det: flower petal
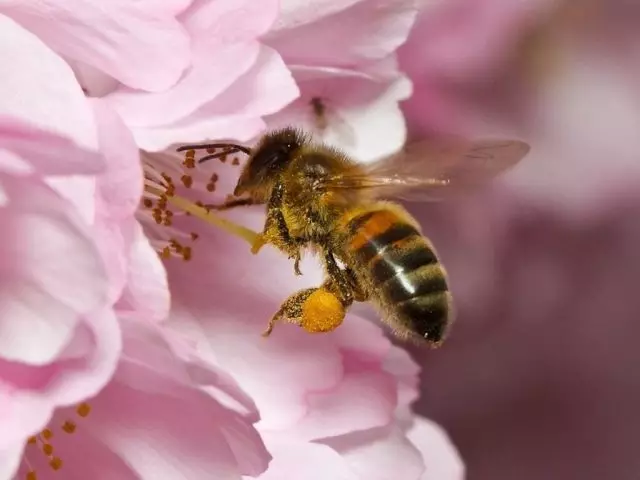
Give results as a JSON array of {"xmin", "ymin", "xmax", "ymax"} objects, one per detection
[
  {"xmin": 0, "ymin": 175, "xmax": 108, "ymax": 364},
  {"xmin": 106, "ymin": 42, "xmax": 260, "ymax": 128},
  {"xmin": 180, "ymin": 0, "xmax": 278, "ymax": 42},
  {"xmin": 323, "ymin": 425, "xmax": 426, "ymax": 480},
  {"xmin": 266, "ymin": 0, "xmax": 419, "ymax": 67},
  {"xmin": 254, "ymin": 434, "xmax": 359, "ymax": 480},
  {"xmin": 0, "ymin": 116, "xmax": 103, "ymax": 176},
  {"xmin": 265, "ymin": 59, "xmax": 410, "ymax": 162},
  {"xmin": 0, "ymin": 444, "xmax": 22, "ymax": 479},
  {"xmin": 131, "ymin": 46, "xmax": 299, "ymax": 150},
  {"xmin": 0, "ymin": 0, "xmax": 191, "ymax": 91},
  {"xmin": 0, "ymin": 15, "xmax": 97, "ymax": 150},
  {"xmin": 85, "ymin": 364, "xmax": 270, "ymax": 478},
  {"xmin": 116, "ymin": 224, "xmax": 170, "ymax": 320},
  {"xmin": 406, "ymin": 417, "xmax": 465, "ymax": 480},
  {"xmin": 0, "ymin": 307, "xmax": 121, "ymax": 448}
]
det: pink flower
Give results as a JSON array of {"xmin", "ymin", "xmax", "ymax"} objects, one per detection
[
  {"xmin": 7, "ymin": 314, "xmax": 270, "ymax": 480},
  {"xmin": 1, "ymin": 1, "xmax": 466, "ymax": 478},
  {"xmin": 263, "ymin": 0, "xmax": 418, "ymax": 161}
]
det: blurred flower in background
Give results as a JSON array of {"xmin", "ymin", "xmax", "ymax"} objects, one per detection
[{"xmin": 399, "ymin": 1, "xmax": 640, "ymax": 479}]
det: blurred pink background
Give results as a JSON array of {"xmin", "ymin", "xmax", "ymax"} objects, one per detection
[{"xmin": 399, "ymin": 1, "xmax": 640, "ymax": 479}]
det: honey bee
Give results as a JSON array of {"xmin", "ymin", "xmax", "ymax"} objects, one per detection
[{"xmin": 182, "ymin": 127, "xmax": 529, "ymax": 346}]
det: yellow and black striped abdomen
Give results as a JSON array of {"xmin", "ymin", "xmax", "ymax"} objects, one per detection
[{"xmin": 345, "ymin": 208, "xmax": 452, "ymax": 345}]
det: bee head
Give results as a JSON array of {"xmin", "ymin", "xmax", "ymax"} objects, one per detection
[{"xmin": 234, "ymin": 127, "xmax": 305, "ymax": 201}]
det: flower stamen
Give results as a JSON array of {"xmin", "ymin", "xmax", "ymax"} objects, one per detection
[
  {"xmin": 139, "ymin": 147, "xmax": 261, "ymax": 261},
  {"xmin": 22, "ymin": 402, "xmax": 92, "ymax": 478}
]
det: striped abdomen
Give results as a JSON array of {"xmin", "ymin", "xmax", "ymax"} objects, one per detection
[{"xmin": 345, "ymin": 208, "xmax": 451, "ymax": 344}]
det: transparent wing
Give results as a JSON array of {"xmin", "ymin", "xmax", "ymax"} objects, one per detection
[{"xmin": 323, "ymin": 136, "xmax": 530, "ymax": 201}]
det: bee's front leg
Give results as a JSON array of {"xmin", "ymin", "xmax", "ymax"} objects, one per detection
[{"xmin": 261, "ymin": 190, "xmax": 304, "ymax": 275}]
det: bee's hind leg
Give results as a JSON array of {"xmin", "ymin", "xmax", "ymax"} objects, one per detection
[
  {"xmin": 262, "ymin": 288, "xmax": 315, "ymax": 337},
  {"xmin": 322, "ymin": 250, "xmax": 362, "ymax": 304},
  {"xmin": 263, "ymin": 279, "xmax": 354, "ymax": 337}
]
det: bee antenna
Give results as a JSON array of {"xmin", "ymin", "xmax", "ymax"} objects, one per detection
[
  {"xmin": 176, "ymin": 143, "xmax": 252, "ymax": 164},
  {"xmin": 176, "ymin": 143, "xmax": 251, "ymax": 154}
]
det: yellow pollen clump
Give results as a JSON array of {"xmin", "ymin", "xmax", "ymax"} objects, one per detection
[{"xmin": 301, "ymin": 288, "xmax": 345, "ymax": 333}]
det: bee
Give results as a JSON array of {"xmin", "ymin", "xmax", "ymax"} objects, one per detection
[{"xmin": 182, "ymin": 127, "xmax": 529, "ymax": 346}]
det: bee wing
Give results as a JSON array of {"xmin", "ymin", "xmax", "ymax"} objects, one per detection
[{"xmin": 324, "ymin": 136, "xmax": 530, "ymax": 201}]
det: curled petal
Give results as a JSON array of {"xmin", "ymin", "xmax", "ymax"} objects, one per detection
[
  {"xmin": 0, "ymin": 15, "xmax": 97, "ymax": 151},
  {"xmin": 407, "ymin": 417, "xmax": 465, "ymax": 480},
  {"xmin": 0, "ymin": 175, "xmax": 108, "ymax": 365},
  {"xmin": 0, "ymin": 116, "xmax": 103, "ymax": 176},
  {"xmin": 256, "ymin": 434, "xmax": 359, "ymax": 480},
  {"xmin": 266, "ymin": 0, "xmax": 419, "ymax": 67},
  {"xmin": 131, "ymin": 46, "xmax": 299, "ymax": 150},
  {"xmin": 0, "ymin": 0, "xmax": 192, "ymax": 91},
  {"xmin": 116, "ymin": 224, "xmax": 170, "ymax": 320},
  {"xmin": 323, "ymin": 425, "xmax": 426, "ymax": 480},
  {"xmin": 180, "ymin": 0, "xmax": 278, "ymax": 42}
]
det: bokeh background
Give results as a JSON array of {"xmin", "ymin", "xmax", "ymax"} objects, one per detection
[{"xmin": 400, "ymin": 1, "xmax": 640, "ymax": 479}]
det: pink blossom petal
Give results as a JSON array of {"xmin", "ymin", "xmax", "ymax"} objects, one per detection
[
  {"xmin": 0, "ymin": 444, "xmax": 22, "ymax": 479},
  {"xmin": 323, "ymin": 425, "xmax": 425, "ymax": 480},
  {"xmin": 265, "ymin": 60, "xmax": 410, "ymax": 161},
  {"xmin": 88, "ymin": 100, "xmax": 143, "ymax": 303},
  {"xmin": 273, "ymin": 0, "xmax": 363, "ymax": 29},
  {"xmin": 407, "ymin": 417, "xmax": 465, "ymax": 480},
  {"xmin": 266, "ymin": 0, "xmax": 419, "ymax": 67},
  {"xmin": 0, "ymin": 307, "xmax": 121, "ymax": 448},
  {"xmin": 0, "ymin": 175, "xmax": 108, "ymax": 364},
  {"xmin": 115, "ymin": 315, "xmax": 268, "ymax": 475},
  {"xmin": 106, "ymin": 42, "xmax": 260, "ymax": 128},
  {"xmin": 382, "ymin": 347, "xmax": 420, "ymax": 409},
  {"xmin": 0, "ymin": 116, "xmax": 103, "ymax": 176},
  {"xmin": 135, "ymin": 117, "xmax": 267, "ymax": 152},
  {"xmin": 256, "ymin": 434, "xmax": 359, "ymax": 480},
  {"xmin": 46, "ymin": 308, "xmax": 122, "ymax": 404},
  {"xmin": 292, "ymin": 365, "xmax": 397, "ymax": 440},
  {"xmin": 0, "ymin": 15, "xmax": 97, "ymax": 150},
  {"xmin": 85, "ymin": 358, "xmax": 270, "ymax": 478},
  {"xmin": 116, "ymin": 224, "xmax": 170, "ymax": 320},
  {"xmin": 0, "ymin": 0, "xmax": 192, "ymax": 91},
  {"xmin": 180, "ymin": 0, "xmax": 278, "ymax": 42},
  {"xmin": 291, "ymin": 318, "xmax": 398, "ymax": 440},
  {"xmin": 132, "ymin": 46, "xmax": 299, "ymax": 150},
  {"xmin": 91, "ymin": 100, "xmax": 142, "ymax": 222}
]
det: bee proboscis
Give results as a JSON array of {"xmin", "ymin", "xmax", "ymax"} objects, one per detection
[{"xmin": 178, "ymin": 128, "xmax": 530, "ymax": 346}]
